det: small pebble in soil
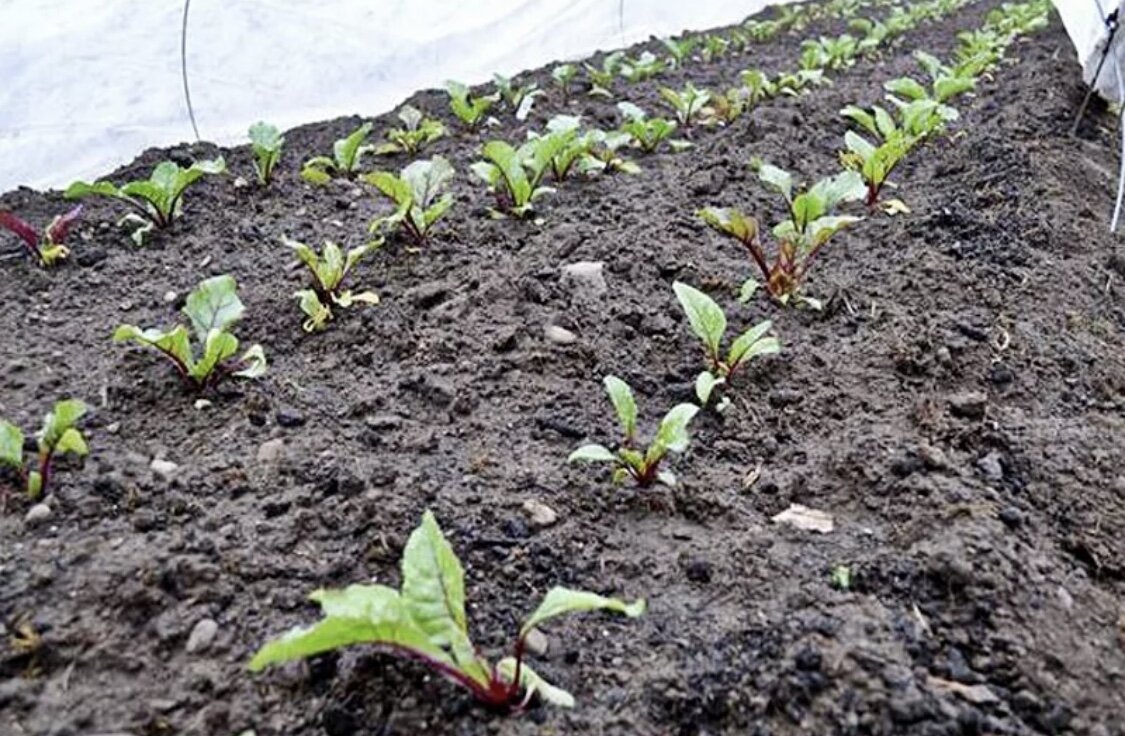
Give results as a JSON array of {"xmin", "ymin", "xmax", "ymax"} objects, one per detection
[
  {"xmin": 768, "ymin": 387, "xmax": 803, "ymax": 408},
  {"xmin": 25, "ymin": 503, "xmax": 52, "ymax": 525},
  {"xmin": 977, "ymin": 452, "xmax": 1004, "ymax": 482},
  {"xmin": 998, "ymin": 507, "xmax": 1023, "ymax": 528},
  {"xmin": 544, "ymin": 324, "xmax": 578, "ymax": 344},
  {"xmin": 150, "ymin": 458, "xmax": 179, "ymax": 480},
  {"xmin": 162, "ymin": 290, "xmax": 177, "ymax": 304},
  {"xmin": 185, "ymin": 618, "xmax": 218, "ymax": 654},
  {"xmin": 522, "ymin": 499, "xmax": 559, "ymax": 528},
  {"xmin": 524, "ymin": 628, "xmax": 549, "ymax": 656},
  {"xmin": 257, "ymin": 438, "xmax": 286, "ymax": 464},
  {"xmin": 276, "ymin": 406, "xmax": 306, "ymax": 427},
  {"xmin": 76, "ymin": 247, "xmax": 107, "ymax": 267},
  {"xmin": 683, "ymin": 556, "xmax": 713, "ymax": 583},
  {"xmin": 948, "ymin": 391, "xmax": 987, "ymax": 420},
  {"xmin": 560, "ymin": 260, "xmax": 607, "ymax": 296}
]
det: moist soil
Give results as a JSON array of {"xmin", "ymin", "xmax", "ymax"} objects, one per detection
[{"xmin": 2, "ymin": 2, "xmax": 1124, "ymax": 735}]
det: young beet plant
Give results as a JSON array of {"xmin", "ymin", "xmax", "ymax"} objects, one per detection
[
  {"xmin": 365, "ymin": 156, "xmax": 455, "ymax": 245},
  {"xmin": 301, "ymin": 123, "xmax": 374, "ymax": 185},
  {"xmin": 493, "ymin": 73, "xmax": 542, "ymax": 120},
  {"xmin": 445, "ymin": 81, "xmax": 498, "ymax": 129},
  {"xmin": 673, "ymin": 282, "xmax": 779, "ymax": 407},
  {"xmin": 659, "ymin": 83, "xmax": 711, "ymax": 129},
  {"xmin": 0, "ymin": 400, "xmax": 88, "ymax": 500},
  {"xmin": 0, "ymin": 205, "xmax": 82, "ymax": 267},
  {"xmin": 250, "ymin": 511, "xmax": 644, "ymax": 711},
  {"xmin": 471, "ymin": 140, "xmax": 555, "ymax": 218},
  {"xmin": 286, "ymin": 236, "xmax": 380, "ymax": 332},
  {"xmin": 551, "ymin": 64, "xmax": 577, "ymax": 97},
  {"xmin": 65, "ymin": 158, "xmax": 225, "ymax": 244},
  {"xmin": 698, "ymin": 165, "xmax": 865, "ymax": 307},
  {"xmin": 619, "ymin": 52, "xmax": 665, "ymax": 83},
  {"xmin": 617, "ymin": 103, "xmax": 688, "ymax": 153},
  {"xmin": 114, "ymin": 275, "xmax": 266, "ymax": 391},
  {"xmin": 249, "ymin": 122, "xmax": 284, "ymax": 185},
  {"xmin": 569, "ymin": 376, "xmax": 699, "ymax": 488},
  {"xmin": 375, "ymin": 105, "xmax": 446, "ymax": 156},
  {"xmin": 584, "ymin": 51, "xmax": 625, "ymax": 97}
]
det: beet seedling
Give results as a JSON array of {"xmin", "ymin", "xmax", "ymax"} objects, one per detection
[
  {"xmin": 0, "ymin": 206, "xmax": 82, "ymax": 267},
  {"xmin": 700, "ymin": 34, "xmax": 730, "ymax": 63},
  {"xmin": 285, "ymin": 236, "xmax": 380, "ymax": 332},
  {"xmin": 65, "ymin": 158, "xmax": 225, "ymax": 244},
  {"xmin": 0, "ymin": 399, "xmax": 88, "ymax": 500},
  {"xmin": 569, "ymin": 376, "xmax": 699, "ymax": 488},
  {"xmin": 551, "ymin": 64, "xmax": 577, "ymax": 97},
  {"xmin": 617, "ymin": 103, "xmax": 687, "ymax": 153},
  {"xmin": 375, "ymin": 106, "xmax": 446, "ymax": 156},
  {"xmin": 365, "ymin": 156, "xmax": 455, "ymax": 245},
  {"xmin": 493, "ymin": 74, "xmax": 542, "ymax": 120},
  {"xmin": 470, "ymin": 140, "xmax": 557, "ymax": 218},
  {"xmin": 114, "ymin": 275, "xmax": 266, "ymax": 390},
  {"xmin": 301, "ymin": 123, "xmax": 374, "ymax": 185},
  {"xmin": 584, "ymin": 51, "xmax": 625, "ymax": 97},
  {"xmin": 619, "ymin": 52, "xmax": 665, "ymax": 83},
  {"xmin": 661, "ymin": 36, "xmax": 698, "ymax": 67},
  {"xmin": 698, "ymin": 165, "xmax": 865, "ymax": 307},
  {"xmin": 659, "ymin": 83, "xmax": 711, "ymax": 129},
  {"xmin": 739, "ymin": 69, "xmax": 778, "ymax": 106},
  {"xmin": 582, "ymin": 130, "xmax": 641, "ymax": 175},
  {"xmin": 673, "ymin": 281, "xmax": 780, "ymax": 406},
  {"xmin": 249, "ymin": 122, "xmax": 284, "ymax": 185},
  {"xmin": 250, "ymin": 510, "xmax": 645, "ymax": 711},
  {"xmin": 445, "ymin": 81, "xmax": 499, "ymax": 129}
]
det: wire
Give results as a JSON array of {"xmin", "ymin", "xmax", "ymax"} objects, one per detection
[{"xmin": 181, "ymin": 0, "xmax": 201, "ymax": 142}]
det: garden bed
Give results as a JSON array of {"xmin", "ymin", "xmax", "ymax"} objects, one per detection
[{"xmin": 2, "ymin": 1, "xmax": 1124, "ymax": 734}]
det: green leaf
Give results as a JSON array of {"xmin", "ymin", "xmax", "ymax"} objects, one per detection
[
  {"xmin": 520, "ymin": 587, "xmax": 645, "ymax": 638},
  {"xmin": 673, "ymin": 281, "xmax": 726, "ymax": 360},
  {"xmin": 113, "ymin": 324, "xmax": 195, "ymax": 371},
  {"xmin": 400, "ymin": 511, "xmax": 487, "ymax": 681},
  {"xmin": 248, "ymin": 584, "xmax": 452, "ymax": 673},
  {"xmin": 64, "ymin": 180, "xmax": 121, "ymax": 200},
  {"xmin": 738, "ymin": 278, "xmax": 759, "ymax": 304},
  {"xmin": 27, "ymin": 471, "xmax": 42, "ymax": 499},
  {"xmin": 249, "ymin": 122, "xmax": 283, "ymax": 152},
  {"xmin": 234, "ymin": 344, "xmax": 268, "ymax": 379},
  {"xmin": 190, "ymin": 329, "xmax": 239, "ymax": 381},
  {"xmin": 694, "ymin": 371, "xmax": 722, "ymax": 405},
  {"xmin": 496, "ymin": 659, "xmax": 575, "ymax": 708},
  {"xmin": 758, "ymin": 164, "xmax": 793, "ymax": 202},
  {"xmin": 403, "ymin": 156, "xmax": 455, "ymax": 208},
  {"xmin": 698, "ymin": 207, "xmax": 757, "ymax": 244},
  {"xmin": 844, "ymin": 130, "xmax": 877, "ymax": 160},
  {"xmin": 602, "ymin": 375, "xmax": 637, "ymax": 439},
  {"xmin": 335, "ymin": 123, "xmax": 374, "ymax": 171},
  {"xmin": 568, "ymin": 444, "xmax": 618, "ymax": 464},
  {"xmin": 0, "ymin": 420, "xmax": 24, "ymax": 468},
  {"xmin": 183, "ymin": 275, "xmax": 245, "ymax": 340},
  {"xmin": 39, "ymin": 399, "xmax": 88, "ymax": 456},
  {"xmin": 727, "ymin": 321, "xmax": 779, "ymax": 369},
  {"xmin": 653, "ymin": 403, "xmax": 700, "ymax": 455},
  {"xmin": 296, "ymin": 289, "xmax": 332, "ymax": 332},
  {"xmin": 884, "ymin": 77, "xmax": 928, "ymax": 102}
]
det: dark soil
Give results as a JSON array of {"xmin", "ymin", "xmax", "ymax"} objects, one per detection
[{"xmin": 2, "ymin": 2, "xmax": 1124, "ymax": 735}]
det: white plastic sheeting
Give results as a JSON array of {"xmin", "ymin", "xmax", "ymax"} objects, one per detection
[
  {"xmin": 0, "ymin": 0, "xmax": 788, "ymax": 192},
  {"xmin": 1052, "ymin": 0, "xmax": 1125, "ymax": 102}
]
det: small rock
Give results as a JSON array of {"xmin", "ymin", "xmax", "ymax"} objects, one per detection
[
  {"xmin": 186, "ymin": 618, "xmax": 218, "ymax": 654},
  {"xmin": 76, "ymin": 247, "xmax": 107, "ymax": 267},
  {"xmin": 162, "ymin": 290, "xmax": 177, "ymax": 304},
  {"xmin": 25, "ymin": 503, "xmax": 52, "ymax": 525},
  {"xmin": 276, "ymin": 407, "xmax": 306, "ymax": 428},
  {"xmin": 233, "ymin": 176, "xmax": 250, "ymax": 189},
  {"xmin": 768, "ymin": 388, "xmax": 803, "ymax": 408},
  {"xmin": 927, "ymin": 676, "xmax": 999, "ymax": 705},
  {"xmin": 977, "ymin": 452, "xmax": 1004, "ymax": 482},
  {"xmin": 365, "ymin": 414, "xmax": 402, "ymax": 430},
  {"xmin": 1056, "ymin": 586, "xmax": 1074, "ymax": 611},
  {"xmin": 560, "ymin": 261, "xmax": 607, "ymax": 296},
  {"xmin": 150, "ymin": 458, "xmax": 179, "ymax": 479},
  {"xmin": 524, "ymin": 628, "xmax": 549, "ymax": 656},
  {"xmin": 918, "ymin": 444, "xmax": 949, "ymax": 470},
  {"xmin": 544, "ymin": 325, "xmax": 577, "ymax": 344},
  {"xmin": 257, "ymin": 438, "xmax": 286, "ymax": 464},
  {"xmin": 683, "ymin": 556, "xmax": 713, "ymax": 583},
  {"xmin": 998, "ymin": 506, "xmax": 1023, "ymax": 528},
  {"xmin": 522, "ymin": 499, "xmax": 559, "ymax": 528},
  {"xmin": 199, "ymin": 255, "xmax": 212, "ymax": 268},
  {"xmin": 948, "ymin": 391, "xmax": 987, "ymax": 420},
  {"xmin": 772, "ymin": 504, "xmax": 833, "ymax": 533}
]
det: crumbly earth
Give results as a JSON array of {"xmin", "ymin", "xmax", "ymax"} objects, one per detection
[{"xmin": 2, "ymin": 2, "xmax": 1123, "ymax": 735}]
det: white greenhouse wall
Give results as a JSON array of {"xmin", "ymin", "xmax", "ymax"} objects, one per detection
[{"xmin": 0, "ymin": 0, "xmax": 791, "ymax": 192}]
